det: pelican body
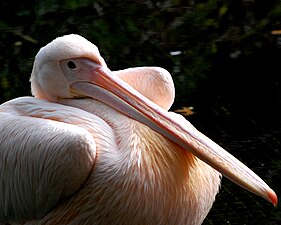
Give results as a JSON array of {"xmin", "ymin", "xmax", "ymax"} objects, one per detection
[{"xmin": 0, "ymin": 34, "xmax": 277, "ymax": 225}]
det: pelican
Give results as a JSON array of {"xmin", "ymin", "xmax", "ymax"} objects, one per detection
[{"xmin": 0, "ymin": 34, "xmax": 277, "ymax": 225}]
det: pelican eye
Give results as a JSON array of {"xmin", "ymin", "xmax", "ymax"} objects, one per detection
[{"xmin": 67, "ymin": 60, "xmax": 77, "ymax": 70}]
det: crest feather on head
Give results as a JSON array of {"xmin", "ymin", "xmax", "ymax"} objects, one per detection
[{"xmin": 35, "ymin": 34, "xmax": 106, "ymax": 67}]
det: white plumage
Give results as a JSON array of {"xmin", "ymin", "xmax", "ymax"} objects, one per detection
[{"xmin": 0, "ymin": 34, "xmax": 277, "ymax": 225}]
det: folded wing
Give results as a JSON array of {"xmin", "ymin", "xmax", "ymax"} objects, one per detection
[{"xmin": 0, "ymin": 97, "xmax": 97, "ymax": 223}]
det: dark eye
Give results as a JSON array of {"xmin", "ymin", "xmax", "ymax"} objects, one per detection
[{"xmin": 67, "ymin": 60, "xmax": 77, "ymax": 70}]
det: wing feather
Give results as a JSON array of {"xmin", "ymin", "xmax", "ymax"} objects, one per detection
[{"xmin": 0, "ymin": 97, "xmax": 98, "ymax": 223}]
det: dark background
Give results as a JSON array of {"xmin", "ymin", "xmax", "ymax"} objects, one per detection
[{"xmin": 0, "ymin": 0, "xmax": 280, "ymax": 224}]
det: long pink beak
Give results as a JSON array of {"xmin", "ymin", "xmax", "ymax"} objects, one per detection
[{"xmin": 66, "ymin": 58, "xmax": 277, "ymax": 206}]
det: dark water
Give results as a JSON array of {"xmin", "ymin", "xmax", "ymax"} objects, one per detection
[{"xmin": 184, "ymin": 51, "xmax": 281, "ymax": 224}]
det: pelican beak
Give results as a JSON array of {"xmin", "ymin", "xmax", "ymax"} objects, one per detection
[{"xmin": 63, "ymin": 58, "xmax": 277, "ymax": 206}]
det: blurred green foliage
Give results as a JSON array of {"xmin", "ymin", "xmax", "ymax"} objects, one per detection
[{"xmin": 0, "ymin": 0, "xmax": 280, "ymax": 104}]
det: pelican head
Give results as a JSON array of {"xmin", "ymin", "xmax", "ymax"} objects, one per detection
[{"xmin": 30, "ymin": 34, "xmax": 106, "ymax": 101}]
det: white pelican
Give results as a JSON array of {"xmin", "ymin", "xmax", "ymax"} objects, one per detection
[{"xmin": 0, "ymin": 34, "xmax": 277, "ymax": 225}]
